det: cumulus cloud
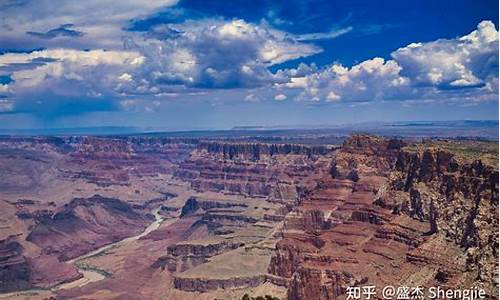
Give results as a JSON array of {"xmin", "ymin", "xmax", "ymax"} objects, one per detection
[
  {"xmin": 0, "ymin": 48, "xmax": 144, "ymax": 114},
  {"xmin": 392, "ymin": 21, "xmax": 498, "ymax": 89},
  {"xmin": 279, "ymin": 21, "xmax": 498, "ymax": 104},
  {"xmin": 124, "ymin": 19, "xmax": 320, "ymax": 90},
  {"xmin": 0, "ymin": 17, "xmax": 497, "ymax": 116},
  {"xmin": 284, "ymin": 58, "xmax": 409, "ymax": 102},
  {"xmin": 0, "ymin": 17, "xmax": 322, "ymax": 114}
]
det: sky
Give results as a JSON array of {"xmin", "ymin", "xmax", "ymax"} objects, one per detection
[{"xmin": 0, "ymin": 0, "xmax": 498, "ymax": 130}]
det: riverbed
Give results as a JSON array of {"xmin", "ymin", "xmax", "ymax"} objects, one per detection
[
  {"xmin": 56, "ymin": 207, "xmax": 167, "ymax": 290},
  {"xmin": 0, "ymin": 207, "xmax": 169, "ymax": 298}
]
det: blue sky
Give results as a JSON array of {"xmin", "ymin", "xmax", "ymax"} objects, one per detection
[{"xmin": 0, "ymin": 0, "xmax": 498, "ymax": 130}]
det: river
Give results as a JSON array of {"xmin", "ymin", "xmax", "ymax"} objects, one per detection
[
  {"xmin": 0, "ymin": 207, "xmax": 168, "ymax": 298},
  {"xmin": 56, "ymin": 207, "xmax": 166, "ymax": 290}
]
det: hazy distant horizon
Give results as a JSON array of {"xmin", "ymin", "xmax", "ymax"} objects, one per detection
[{"xmin": 0, "ymin": 119, "xmax": 497, "ymax": 140}]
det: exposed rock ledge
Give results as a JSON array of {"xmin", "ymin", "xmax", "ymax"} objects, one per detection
[
  {"xmin": 162, "ymin": 241, "xmax": 245, "ymax": 272},
  {"xmin": 173, "ymin": 275, "xmax": 267, "ymax": 292}
]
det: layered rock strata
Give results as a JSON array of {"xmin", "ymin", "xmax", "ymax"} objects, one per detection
[{"xmin": 268, "ymin": 135, "xmax": 499, "ymax": 299}]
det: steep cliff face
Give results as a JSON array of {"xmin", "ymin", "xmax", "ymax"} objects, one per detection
[
  {"xmin": 287, "ymin": 268, "xmax": 352, "ymax": 300},
  {"xmin": 175, "ymin": 141, "xmax": 334, "ymax": 202},
  {"xmin": 180, "ymin": 197, "xmax": 248, "ymax": 218},
  {"xmin": 155, "ymin": 142, "xmax": 337, "ymax": 295},
  {"xmin": 268, "ymin": 135, "xmax": 499, "ymax": 300},
  {"xmin": 26, "ymin": 195, "xmax": 153, "ymax": 261},
  {"xmin": 0, "ymin": 236, "xmax": 31, "ymax": 293},
  {"xmin": 173, "ymin": 274, "xmax": 267, "ymax": 292},
  {"xmin": 198, "ymin": 141, "xmax": 331, "ymax": 160},
  {"xmin": 64, "ymin": 137, "xmax": 196, "ymax": 185},
  {"xmin": 388, "ymin": 148, "xmax": 498, "ymax": 288},
  {"xmin": 0, "ymin": 136, "xmax": 196, "ymax": 191},
  {"xmin": 0, "ymin": 235, "xmax": 82, "ymax": 293},
  {"xmin": 0, "ymin": 136, "xmax": 200, "ymax": 294},
  {"xmin": 163, "ymin": 240, "xmax": 245, "ymax": 272}
]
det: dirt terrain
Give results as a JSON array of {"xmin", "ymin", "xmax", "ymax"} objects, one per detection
[{"xmin": 0, "ymin": 134, "xmax": 497, "ymax": 300}]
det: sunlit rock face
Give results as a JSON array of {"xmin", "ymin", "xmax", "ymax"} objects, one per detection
[
  {"xmin": 0, "ymin": 135, "xmax": 497, "ymax": 299},
  {"xmin": 268, "ymin": 135, "xmax": 499, "ymax": 300},
  {"xmin": 175, "ymin": 141, "xmax": 335, "ymax": 202}
]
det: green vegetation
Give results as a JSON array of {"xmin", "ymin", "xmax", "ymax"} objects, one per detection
[
  {"xmin": 74, "ymin": 261, "xmax": 112, "ymax": 278},
  {"xmin": 404, "ymin": 139, "xmax": 498, "ymax": 169},
  {"xmin": 84, "ymin": 245, "xmax": 117, "ymax": 260}
]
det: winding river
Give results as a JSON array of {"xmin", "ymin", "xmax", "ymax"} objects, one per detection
[
  {"xmin": 0, "ymin": 207, "xmax": 167, "ymax": 298},
  {"xmin": 56, "ymin": 207, "xmax": 166, "ymax": 290}
]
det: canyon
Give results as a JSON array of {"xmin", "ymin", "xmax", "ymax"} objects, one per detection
[{"xmin": 0, "ymin": 133, "xmax": 497, "ymax": 299}]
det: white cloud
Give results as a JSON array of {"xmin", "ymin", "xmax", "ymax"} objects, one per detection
[
  {"xmin": 0, "ymin": 0, "xmax": 179, "ymax": 50},
  {"xmin": 326, "ymin": 91, "xmax": 341, "ymax": 101},
  {"xmin": 0, "ymin": 84, "xmax": 9, "ymax": 93},
  {"xmin": 0, "ymin": 49, "xmax": 144, "ymax": 68},
  {"xmin": 0, "ymin": 48, "xmax": 145, "ymax": 112},
  {"xmin": 279, "ymin": 21, "xmax": 498, "ymax": 104},
  {"xmin": 2, "ymin": 49, "xmax": 144, "ymax": 90},
  {"xmin": 119, "ymin": 99, "xmax": 138, "ymax": 111},
  {"xmin": 295, "ymin": 26, "xmax": 353, "ymax": 41},
  {"xmin": 283, "ymin": 57, "xmax": 409, "ymax": 102},
  {"xmin": 274, "ymin": 93, "xmax": 287, "ymax": 101},
  {"xmin": 392, "ymin": 20, "xmax": 498, "ymax": 89},
  {"xmin": 127, "ymin": 19, "xmax": 320, "ymax": 90},
  {"xmin": 243, "ymin": 93, "xmax": 257, "ymax": 102},
  {"xmin": 118, "ymin": 73, "xmax": 133, "ymax": 82},
  {"xmin": 218, "ymin": 19, "xmax": 254, "ymax": 38},
  {"xmin": 0, "ymin": 17, "xmax": 497, "ymax": 115}
]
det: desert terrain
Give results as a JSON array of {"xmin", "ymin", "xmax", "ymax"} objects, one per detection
[{"xmin": 0, "ymin": 132, "xmax": 497, "ymax": 300}]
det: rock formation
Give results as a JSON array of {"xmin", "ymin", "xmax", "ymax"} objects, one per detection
[
  {"xmin": 0, "ymin": 134, "xmax": 497, "ymax": 299},
  {"xmin": 26, "ymin": 195, "xmax": 153, "ymax": 261},
  {"xmin": 175, "ymin": 141, "xmax": 335, "ymax": 201},
  {"xmin": 268, "ymin": 135, "xmax": 499, "ymax": 299}
]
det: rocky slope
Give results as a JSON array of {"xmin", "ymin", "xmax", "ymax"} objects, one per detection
[
  {"xmin": 0, "ymin": 136, "xmax": 196, "ymax": 293},
  {"xmin": 63, "ymin": 136, "xmax": 196, "ymax": 186},
  {"xmin": 175, "ymin": 141, "xmax": 335, "ymax": 201},
  {"xmin": 26, "ymin": 195, "xmax": 153, "ymax": 261},
  {"xmin": 0, "ymin": 235, "xmax": 32, "ymax": 292},
  {"xmin": 156, "ymin": 142, "xmax": 336, "ymax": 296},
  {"xmin": 0, "ymin": 194, "xmax": 154, "ymax": 292},
  {"xmin": 0, "ymin": 234, "xmax": 83, "ymax": 293},
  {"xmin": 0, "ymin": 135, "xmax": 497, "ymax": 300},
  {"xmin": 268, "ymin": 135, "xmax": 499, "ymax": 299}
]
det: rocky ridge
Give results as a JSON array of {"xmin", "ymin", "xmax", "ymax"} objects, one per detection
[
  {"xmin": 26, "ymin": 195, "xmax": 153, "ymax": 261},
  {"xmin": 175, "ymin": 141, "xmax": 334, "ymax": 201},
  {"xmin": 267, "ymin": 135, "xmax": 499, "ymax": 299},
  {"xmin": 0, "ymin": 135, "xmax": 497, "ymax": 299}
]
